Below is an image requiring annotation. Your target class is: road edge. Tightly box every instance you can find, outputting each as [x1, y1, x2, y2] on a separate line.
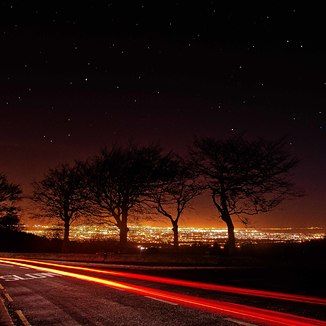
[0, 285, 14, 325]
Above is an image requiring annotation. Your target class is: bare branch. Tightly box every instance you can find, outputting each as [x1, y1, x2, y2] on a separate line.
[191, 135, 302, 251]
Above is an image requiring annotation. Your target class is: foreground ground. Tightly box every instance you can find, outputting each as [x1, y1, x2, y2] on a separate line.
[0, 258, 326, 325]
[0, 253, 325, 325]
[0, 250, 325, 296]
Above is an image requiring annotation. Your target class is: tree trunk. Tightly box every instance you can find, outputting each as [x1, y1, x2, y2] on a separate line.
[119, 225, 129, 253]
[62, 219, 70, 253]
[219, 188, 236, 255]
[221, 212, 236, 254]
[172, 221, 179, 252]
[119, 207, 129, 253]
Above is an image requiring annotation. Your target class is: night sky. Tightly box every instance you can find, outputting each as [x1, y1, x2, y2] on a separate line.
[0, 2, 325, 228]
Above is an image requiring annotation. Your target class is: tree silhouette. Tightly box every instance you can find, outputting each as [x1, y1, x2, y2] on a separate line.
[191, 136, 301, 253]
[32, 163, 91, 252]
[150, 156, 201, 251]
[86, 144, 165, 252]
[0, 173, 22, 230]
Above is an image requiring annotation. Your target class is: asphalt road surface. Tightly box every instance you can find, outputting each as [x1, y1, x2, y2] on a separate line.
[0, 259, 325, 326]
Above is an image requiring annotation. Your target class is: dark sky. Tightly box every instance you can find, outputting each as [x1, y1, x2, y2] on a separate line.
[0, 1, 325, 227]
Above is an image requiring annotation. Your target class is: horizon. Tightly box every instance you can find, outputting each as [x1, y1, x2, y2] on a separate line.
[24, 223, 326, 244]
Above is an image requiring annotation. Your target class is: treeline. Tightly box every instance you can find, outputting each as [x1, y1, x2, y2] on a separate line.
[0, 135, 301, 254]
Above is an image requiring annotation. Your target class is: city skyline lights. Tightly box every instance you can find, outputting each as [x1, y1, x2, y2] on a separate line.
[25, 224, 326, 245]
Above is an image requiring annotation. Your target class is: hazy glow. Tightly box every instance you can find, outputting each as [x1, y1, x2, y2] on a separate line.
[0, 258, 325, 326]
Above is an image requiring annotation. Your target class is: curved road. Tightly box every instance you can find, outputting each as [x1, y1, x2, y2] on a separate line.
[0, 258, 325, 326]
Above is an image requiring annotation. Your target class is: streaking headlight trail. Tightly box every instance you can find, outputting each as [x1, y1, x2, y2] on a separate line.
[1, 257, 325, 306]
[0, 258, 325, 326]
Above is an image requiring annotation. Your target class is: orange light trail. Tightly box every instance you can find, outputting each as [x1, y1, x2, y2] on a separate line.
[1, 257, 325, 306]
[0, 258, 325, 326]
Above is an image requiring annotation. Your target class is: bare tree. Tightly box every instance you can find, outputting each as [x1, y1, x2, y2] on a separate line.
[86, 144, 165, 252]
[150, 157, 202, 251]
[191, 136, 302, 253]
[0, 173, 22, 230]
[32, 163, 91, 252]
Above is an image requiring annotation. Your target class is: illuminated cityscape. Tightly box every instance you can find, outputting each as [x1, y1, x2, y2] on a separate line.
[25, 225, 325, 245]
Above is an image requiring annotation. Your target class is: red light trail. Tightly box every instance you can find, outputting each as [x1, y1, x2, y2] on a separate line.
[1, 257, 325, 306]
[0, 258, 325, 326]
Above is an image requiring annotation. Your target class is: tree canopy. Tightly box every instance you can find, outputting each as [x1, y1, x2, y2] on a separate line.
[150, 155, 202, 250]
[86, 144, 167, 252]
[191, 136, 301, 253]
[32, 163, 91, 251]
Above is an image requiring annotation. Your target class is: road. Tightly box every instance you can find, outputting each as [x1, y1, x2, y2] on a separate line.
[0, 258, 326, 326]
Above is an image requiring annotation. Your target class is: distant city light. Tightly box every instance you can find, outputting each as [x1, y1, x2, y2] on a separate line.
[24, 225, 325, 245]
